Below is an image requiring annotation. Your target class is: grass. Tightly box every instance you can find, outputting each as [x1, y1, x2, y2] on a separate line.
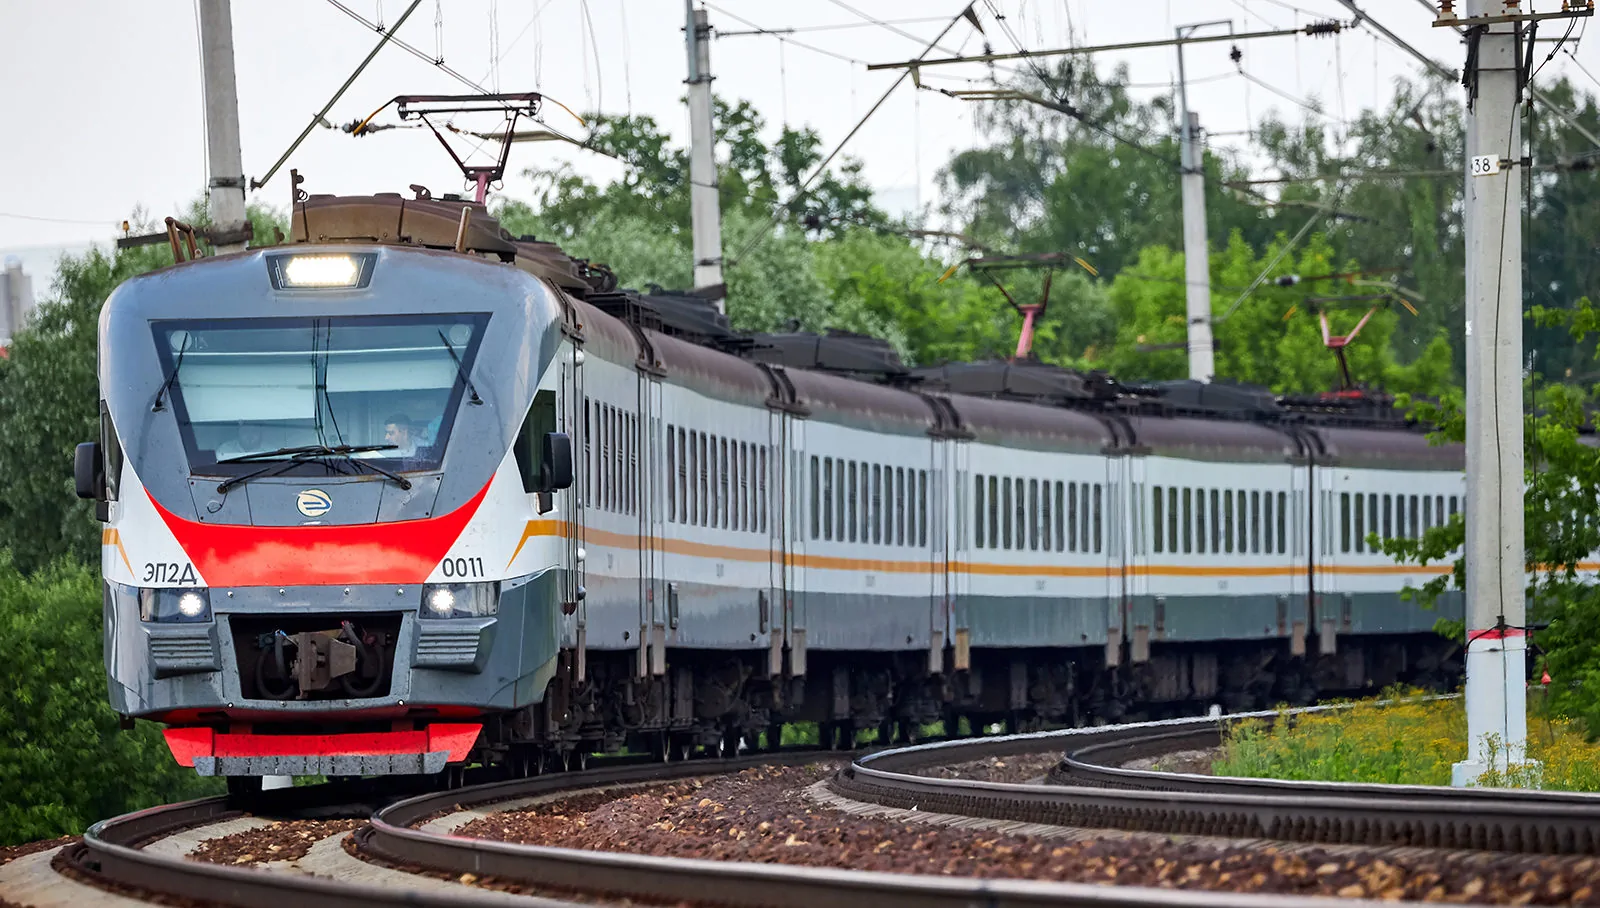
[1212, 690, 1600, 791]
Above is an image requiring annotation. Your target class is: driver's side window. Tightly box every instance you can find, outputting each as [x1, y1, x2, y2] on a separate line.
[512, 390, 558, 512]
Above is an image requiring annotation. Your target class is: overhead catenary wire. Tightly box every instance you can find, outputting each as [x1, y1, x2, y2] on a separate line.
[728, 6, 976, 267]
[704, 4, 871, 67]
[254, 0, 423, 191]
[324, 0, 486, 93]
[0, 211, 121, 226]
[720, 15, 951, 37]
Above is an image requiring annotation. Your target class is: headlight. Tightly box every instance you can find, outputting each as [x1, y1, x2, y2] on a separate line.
[421, 582, 498, 619]
[267, 252, 376, 290]
[139, 587, 212, 623]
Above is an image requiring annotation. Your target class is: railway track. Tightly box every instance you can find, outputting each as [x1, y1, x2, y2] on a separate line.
[832, 706, 1600, 856]
[55, 733, 1378, 908]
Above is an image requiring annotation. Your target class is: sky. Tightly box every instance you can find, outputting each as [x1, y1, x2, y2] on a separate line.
[2, 0, 1597, 282]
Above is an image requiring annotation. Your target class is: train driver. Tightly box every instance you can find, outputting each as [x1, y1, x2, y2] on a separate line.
[214, 421, 264, 460]
[383, 413, 418, 458]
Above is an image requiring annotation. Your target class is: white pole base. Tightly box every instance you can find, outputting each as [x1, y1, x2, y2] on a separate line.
[1451, 760, 1488, 787]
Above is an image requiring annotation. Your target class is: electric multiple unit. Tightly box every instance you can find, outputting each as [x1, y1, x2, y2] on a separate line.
[78, 193, 1464, 785]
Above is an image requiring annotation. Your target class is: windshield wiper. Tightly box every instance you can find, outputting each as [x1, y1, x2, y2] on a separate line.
[216, 445, 413, 495]
[152, 335, 191, 412]
[438, 330, 483, 405]
[217, 443, 395, 464]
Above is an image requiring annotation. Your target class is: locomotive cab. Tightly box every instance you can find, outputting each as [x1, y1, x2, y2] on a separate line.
[86, 201, 577, 780]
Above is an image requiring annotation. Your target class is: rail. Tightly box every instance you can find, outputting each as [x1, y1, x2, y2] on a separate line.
[833, 705, 1600, 855]
[65, 740, 1372, 908]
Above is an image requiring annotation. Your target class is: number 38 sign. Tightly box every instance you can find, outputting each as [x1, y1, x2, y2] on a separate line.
[1471, 155, 1502, 177]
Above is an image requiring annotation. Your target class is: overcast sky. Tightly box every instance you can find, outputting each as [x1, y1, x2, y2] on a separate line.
[2, 0, 1596, 263]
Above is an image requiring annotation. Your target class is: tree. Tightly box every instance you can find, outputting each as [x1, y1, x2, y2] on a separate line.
[1384, 300, 1600, 732]
[495, 100, 1022, 367]
[0, 554, 218, 844]
[938, 59, 1285, 282]
[1096, 232, 1454, 395]
[0, 200, 285, 574]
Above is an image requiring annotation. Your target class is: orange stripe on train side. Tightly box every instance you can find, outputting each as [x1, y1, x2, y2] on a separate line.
[101, 528, 134, 576]
[1318, 564, 1453, 575]
[1132, 564, 1299, 577]
[952, 561, 1111, 577]
[505, 519, 565, 568]
[510, 521, 1464, 581]
[800, 553, 935, 572]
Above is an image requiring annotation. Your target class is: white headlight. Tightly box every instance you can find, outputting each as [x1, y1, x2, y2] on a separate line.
[281, 254, 360, 288]
[177, 591, 207, 617]
[427, 587, 456, 616]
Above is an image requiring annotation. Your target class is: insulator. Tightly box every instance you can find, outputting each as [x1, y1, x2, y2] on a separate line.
[1303, 20, 1343, 37]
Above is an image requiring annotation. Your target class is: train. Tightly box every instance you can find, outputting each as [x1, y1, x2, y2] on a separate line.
[75, 189, 1464, 790]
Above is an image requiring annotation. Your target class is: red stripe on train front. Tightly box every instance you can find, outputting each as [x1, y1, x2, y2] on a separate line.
[146, 482, 491, 587]
[163, 725, 482, 766]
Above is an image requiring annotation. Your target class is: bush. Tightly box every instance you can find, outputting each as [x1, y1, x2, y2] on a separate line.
[0, 554, 218, 844]
[1213, 692, 1600, 792]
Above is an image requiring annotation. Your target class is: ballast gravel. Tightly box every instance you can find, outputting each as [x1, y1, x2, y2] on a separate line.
[454, 763, 1600, 905]
[190, 818, 363, 866]
[0, 836, 77, 868]
[909, 751, 1064, 784]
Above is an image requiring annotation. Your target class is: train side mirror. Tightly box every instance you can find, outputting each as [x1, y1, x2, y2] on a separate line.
[541, 432, 573, 491]
[74, 442, 103, 501]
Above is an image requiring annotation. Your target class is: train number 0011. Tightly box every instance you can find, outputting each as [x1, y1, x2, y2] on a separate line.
[143, 562, 198, 584]
[440, 557, 485, 579]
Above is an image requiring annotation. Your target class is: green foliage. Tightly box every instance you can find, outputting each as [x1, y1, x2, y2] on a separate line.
[495, 104, 1015, 368]
[0, 201, 285, 574]
[0, 555, 219, 844]
[1213, 693, 1600, 791]
[0, 197, 281, 843]
[1097, 232, 1454, 393]
[1379, 300, 1600, 730]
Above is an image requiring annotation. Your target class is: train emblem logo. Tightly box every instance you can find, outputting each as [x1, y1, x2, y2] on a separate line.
[297, 489, 333, 518]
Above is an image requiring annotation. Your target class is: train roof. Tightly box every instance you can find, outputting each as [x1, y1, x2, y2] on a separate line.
[262, 191, 1457, 465]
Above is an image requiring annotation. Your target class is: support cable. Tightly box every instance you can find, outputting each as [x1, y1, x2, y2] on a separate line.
[255, 0, 423, 190]
[727, 6, 974, 266]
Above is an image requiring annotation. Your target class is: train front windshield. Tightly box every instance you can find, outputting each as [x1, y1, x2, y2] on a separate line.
[152, 314, 488, 473]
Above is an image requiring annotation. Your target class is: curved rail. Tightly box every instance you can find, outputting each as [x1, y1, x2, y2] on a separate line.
[832, 708, 1600, 855]
[361, 749, 1307, 908]
[63, 740, 1368, 908]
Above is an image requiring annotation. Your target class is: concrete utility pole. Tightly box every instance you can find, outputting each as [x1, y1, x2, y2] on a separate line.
[684, 2, 726, 312]
[1453, 0, 1528, 787]
[1176, 23, 1222, 383]
[197, 0, 249, 254]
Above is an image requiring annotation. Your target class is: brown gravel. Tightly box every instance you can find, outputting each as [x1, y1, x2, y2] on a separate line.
[912, 752, 1063, 784]
[0, 834, 77, 867]
[191, 818, 363, 866]
[453, 763, 1600, 904]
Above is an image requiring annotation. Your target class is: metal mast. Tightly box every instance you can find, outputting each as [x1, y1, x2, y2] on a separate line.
[1454, 0, 1527, 787]
[197, 0, 250, 253]
[1175, 23, 1221, 383]
[685, 2, 726, 311]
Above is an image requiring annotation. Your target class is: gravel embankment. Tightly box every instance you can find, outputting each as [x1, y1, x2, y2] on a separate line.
[191, 818, 363, 866]
[453, 763, 1600, 904]
[910, 752, 1063, 783]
